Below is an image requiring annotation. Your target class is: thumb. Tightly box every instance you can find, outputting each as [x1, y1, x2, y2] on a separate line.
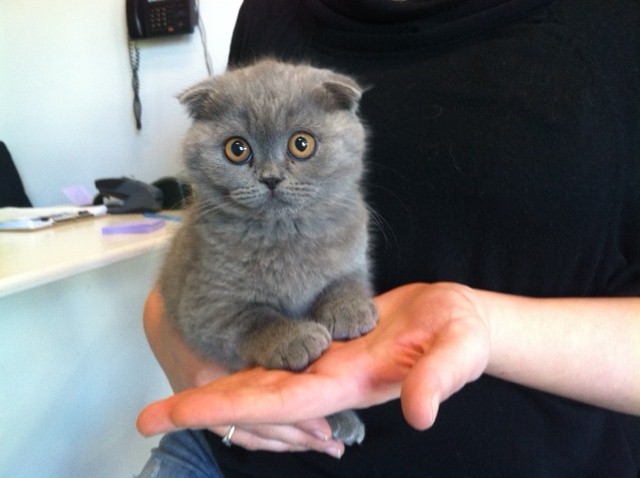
[399, 350, 445, 430]
[400, 328, 488, 430]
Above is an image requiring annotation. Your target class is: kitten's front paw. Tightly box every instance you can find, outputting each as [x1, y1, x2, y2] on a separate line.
[253, 321, 332, 371]
[327, 410, 365, 445]
[315, 296, 378, 340]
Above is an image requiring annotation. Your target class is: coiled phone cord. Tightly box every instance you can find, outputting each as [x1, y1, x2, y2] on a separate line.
[128, 40, 142, 130]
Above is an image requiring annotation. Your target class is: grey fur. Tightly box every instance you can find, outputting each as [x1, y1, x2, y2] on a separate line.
[159, 60, 377, 445]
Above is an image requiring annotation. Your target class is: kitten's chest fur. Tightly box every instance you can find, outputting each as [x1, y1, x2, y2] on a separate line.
[160, 200, 369, 363]
[199, 211, 364, 316]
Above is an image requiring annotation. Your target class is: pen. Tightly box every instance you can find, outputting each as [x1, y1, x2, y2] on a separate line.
[38, 206, 108, 223]
[0, 205, 107, 231]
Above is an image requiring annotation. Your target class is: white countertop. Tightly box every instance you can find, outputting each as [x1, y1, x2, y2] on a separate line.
[0, 212, 179, 298]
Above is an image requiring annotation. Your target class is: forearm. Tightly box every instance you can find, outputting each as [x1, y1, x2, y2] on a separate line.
[480, 290, 640, 415]
[143, 286, 228, 392]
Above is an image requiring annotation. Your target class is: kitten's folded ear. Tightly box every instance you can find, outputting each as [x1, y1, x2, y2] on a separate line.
[319, 75, 364, 113]
[178, 79, 224, 120]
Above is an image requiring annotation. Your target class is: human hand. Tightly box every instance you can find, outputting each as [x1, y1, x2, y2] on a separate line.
[137, 282, 492, 436]
[142, 286, 346, 457]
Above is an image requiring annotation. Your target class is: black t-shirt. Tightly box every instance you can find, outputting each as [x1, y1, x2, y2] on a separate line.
[206, 0, 640, 476]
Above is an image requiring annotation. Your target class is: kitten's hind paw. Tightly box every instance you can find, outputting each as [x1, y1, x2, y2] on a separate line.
[327, 410, 365, 445]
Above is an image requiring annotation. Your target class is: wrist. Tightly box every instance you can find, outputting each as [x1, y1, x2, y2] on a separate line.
[469, 287, 520, 379]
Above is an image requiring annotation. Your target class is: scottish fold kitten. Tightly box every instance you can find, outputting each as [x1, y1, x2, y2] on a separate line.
[159, 59, 377, 445]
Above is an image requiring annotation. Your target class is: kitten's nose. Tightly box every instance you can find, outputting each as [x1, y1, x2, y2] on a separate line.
[260, 177, 282, 191]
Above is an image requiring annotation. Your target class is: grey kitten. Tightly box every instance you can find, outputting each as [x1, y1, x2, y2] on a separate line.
[159, 59, 377, 445]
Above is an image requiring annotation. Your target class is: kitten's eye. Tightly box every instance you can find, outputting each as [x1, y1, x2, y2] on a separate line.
[224, 137, 252, 164]
[288, 132, 316, 160]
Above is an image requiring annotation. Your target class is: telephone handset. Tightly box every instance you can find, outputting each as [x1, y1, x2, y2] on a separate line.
[127, 0, 197, 39]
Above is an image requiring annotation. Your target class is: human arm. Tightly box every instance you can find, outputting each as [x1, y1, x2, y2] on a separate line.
[137, 282, 640, 437]
[481, 290, 640, 420]
[397, 284, 640, 428]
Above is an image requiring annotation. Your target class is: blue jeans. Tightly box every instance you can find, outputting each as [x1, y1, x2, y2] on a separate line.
[137, 430, 223, 478]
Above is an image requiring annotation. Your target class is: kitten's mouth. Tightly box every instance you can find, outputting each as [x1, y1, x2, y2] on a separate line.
[228, 183, 314, 216]
[230, 191, 296, 216]
[264, 190, 297, 209]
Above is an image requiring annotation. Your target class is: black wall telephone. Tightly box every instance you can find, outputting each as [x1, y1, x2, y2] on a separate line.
[127, 0, 197, 39]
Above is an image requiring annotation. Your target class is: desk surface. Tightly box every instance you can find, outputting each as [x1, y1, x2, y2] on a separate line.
[0, 213, 179, 298]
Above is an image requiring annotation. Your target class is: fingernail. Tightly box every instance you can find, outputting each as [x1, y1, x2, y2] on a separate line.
[313, 430, 330, 442]
[325, 446, 343, 459]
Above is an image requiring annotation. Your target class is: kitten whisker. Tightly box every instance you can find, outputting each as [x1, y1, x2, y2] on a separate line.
[187, 199, 234, 223]
[363, 180, 405, 204]
[366, 204, 397, 250]
[318, 192, 396, 250]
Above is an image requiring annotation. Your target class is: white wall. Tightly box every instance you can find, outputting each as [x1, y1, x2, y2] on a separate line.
[0, 2, 243, 476]
[0, 0, 243, 206]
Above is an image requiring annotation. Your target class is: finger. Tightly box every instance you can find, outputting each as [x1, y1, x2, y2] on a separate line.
[136, 370, 284, 436]
[137, 368, 344, 436]
[293, 417, 334, 442]
[400, 324, 488, 430]
[399, 350, 446, 430]
[211, 424, 345, 458]
[137, 399, 178, 436]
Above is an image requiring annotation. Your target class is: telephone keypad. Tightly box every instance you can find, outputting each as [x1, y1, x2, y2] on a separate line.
[146, 2, 194, 36]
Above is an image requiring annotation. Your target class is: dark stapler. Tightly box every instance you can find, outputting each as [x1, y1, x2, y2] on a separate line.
[94, 177, 163, 214]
